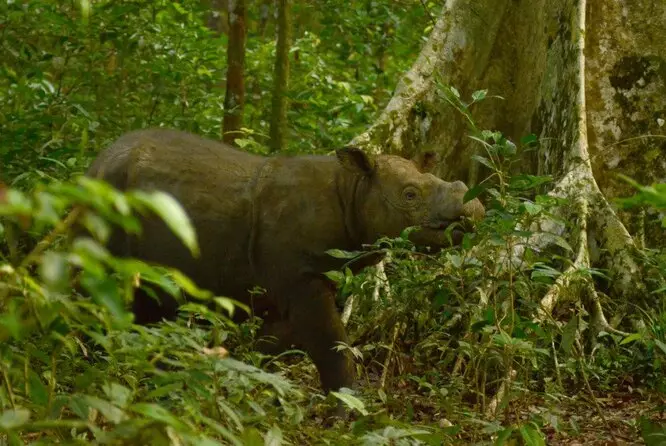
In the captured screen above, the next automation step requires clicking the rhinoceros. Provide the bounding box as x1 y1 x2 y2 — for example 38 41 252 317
85 128 485 394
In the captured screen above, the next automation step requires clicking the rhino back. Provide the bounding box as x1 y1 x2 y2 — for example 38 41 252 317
87 128 265 297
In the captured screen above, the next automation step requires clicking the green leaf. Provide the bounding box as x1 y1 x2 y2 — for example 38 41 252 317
531 264 562 280
560 315 578 355
72 237 111 263
537 233 573 252
655 339 666 357
40 251 70 292
102 382 132 408
619 332 643 345
264 425 283 446
521 202 542 216
471 89 487 102
80 395 126 424
82 212 111 243
500 139 517 156
131 403 191 432
494 426 514 445
519 424 546 446
81 274 129 325
325 249 362 259
145 383 184 400
324 270 345 284
0 408 31 430
509 174 552 191
521 134 538 145
28 371 49 406
463 184 485 203
168 268 213 300
550 235 573 252
640 416 666 446
446 253 462 268
330 391 368 416
471 155 495 170
213 296 237 317
131 190 200 257
241 427 264 446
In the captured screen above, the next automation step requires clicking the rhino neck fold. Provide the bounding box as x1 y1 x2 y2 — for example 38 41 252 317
247 157 275 278
334 168 366 250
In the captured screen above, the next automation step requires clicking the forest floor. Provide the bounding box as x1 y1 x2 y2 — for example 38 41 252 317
538 389 665 446
278 358 666 445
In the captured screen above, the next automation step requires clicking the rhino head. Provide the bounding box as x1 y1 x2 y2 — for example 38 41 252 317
337 147 485 248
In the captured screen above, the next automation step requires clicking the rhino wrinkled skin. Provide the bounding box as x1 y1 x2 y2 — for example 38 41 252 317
86 128 485 393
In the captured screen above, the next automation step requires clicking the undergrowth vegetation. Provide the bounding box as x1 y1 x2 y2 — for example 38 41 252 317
337 120 666 444
1 1 666 445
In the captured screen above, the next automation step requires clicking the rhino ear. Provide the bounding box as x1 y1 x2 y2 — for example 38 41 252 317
413 151 438 173
336 147 376 175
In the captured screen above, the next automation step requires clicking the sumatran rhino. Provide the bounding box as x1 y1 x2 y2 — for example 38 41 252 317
86 128 485 394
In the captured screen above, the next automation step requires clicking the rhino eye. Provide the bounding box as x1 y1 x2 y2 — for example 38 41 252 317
403 187 420 202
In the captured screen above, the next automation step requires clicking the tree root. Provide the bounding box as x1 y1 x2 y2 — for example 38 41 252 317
380 321 404 390
485 369 517 418
342 255 391 326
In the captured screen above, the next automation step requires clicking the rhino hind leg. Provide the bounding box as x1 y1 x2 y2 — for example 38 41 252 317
256 319 301 355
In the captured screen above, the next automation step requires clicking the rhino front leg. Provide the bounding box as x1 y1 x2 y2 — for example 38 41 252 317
286 279 355 393
256 319 300 355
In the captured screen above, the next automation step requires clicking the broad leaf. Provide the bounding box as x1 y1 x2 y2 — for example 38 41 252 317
131 190 200 257
0 408 31 430
330 391 368 416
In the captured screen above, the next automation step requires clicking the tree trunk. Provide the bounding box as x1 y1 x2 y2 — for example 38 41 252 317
258 0 272 38
222 0 246 146
204 0 229 36
352 0 665 327
584 0 666 247
269 0 291 152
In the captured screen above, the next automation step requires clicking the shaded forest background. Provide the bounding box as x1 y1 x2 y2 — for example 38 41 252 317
1 1 666 445
1 0 431 183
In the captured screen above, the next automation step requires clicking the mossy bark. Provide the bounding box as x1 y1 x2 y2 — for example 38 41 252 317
584 0 666 246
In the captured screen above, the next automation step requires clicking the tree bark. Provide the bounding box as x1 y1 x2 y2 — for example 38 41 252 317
584 0 666 246
352 0 665 326
222 0 246 146
258 0 272 38
204 0 229 36
269 0 291 152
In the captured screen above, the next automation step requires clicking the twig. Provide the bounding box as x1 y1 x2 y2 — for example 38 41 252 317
1 366 16 409
418 0 438 29
341 293 356 326
20 206 83 269
551 338 563 389
380 321 403 389
485 368 517 418
577 339 620 444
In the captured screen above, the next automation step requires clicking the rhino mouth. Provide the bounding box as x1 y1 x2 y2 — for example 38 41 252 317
425 220 457 230
424 217 473 231
420 218 473 246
